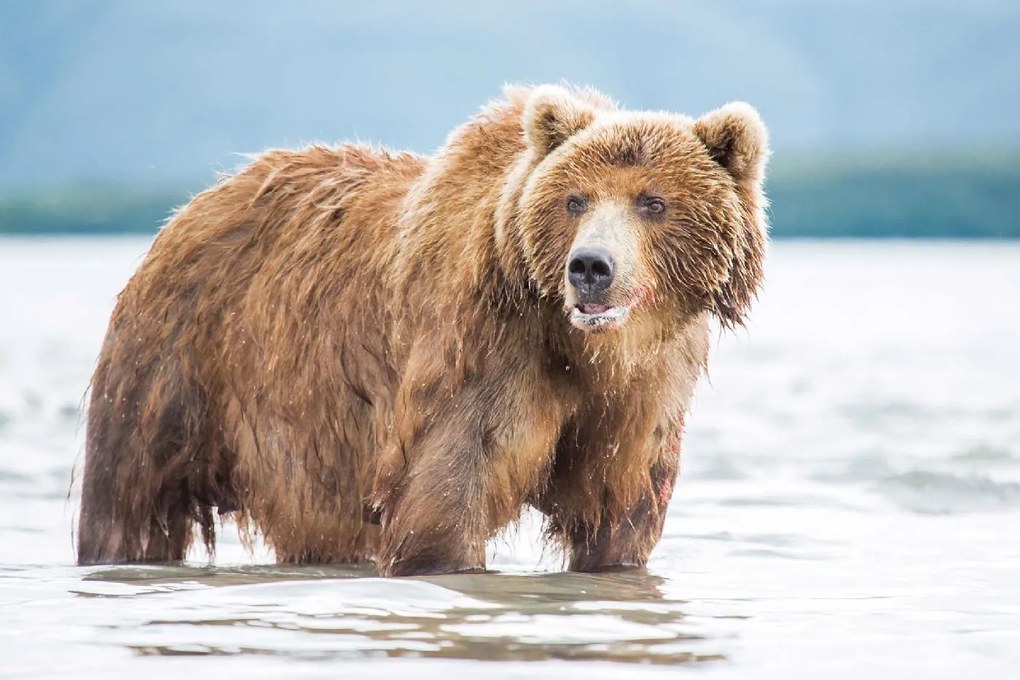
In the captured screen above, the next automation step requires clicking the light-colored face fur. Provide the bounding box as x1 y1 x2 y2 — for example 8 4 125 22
515 85 770 343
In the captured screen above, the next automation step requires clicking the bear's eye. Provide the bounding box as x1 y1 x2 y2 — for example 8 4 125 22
639 196 667 216
566 195 587 216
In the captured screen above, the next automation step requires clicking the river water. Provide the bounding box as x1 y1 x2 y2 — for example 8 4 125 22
1 238 1018 678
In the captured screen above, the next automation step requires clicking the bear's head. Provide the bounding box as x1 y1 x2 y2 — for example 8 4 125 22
502 85 769 340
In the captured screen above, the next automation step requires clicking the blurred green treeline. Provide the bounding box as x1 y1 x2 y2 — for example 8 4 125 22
2 152 1018 238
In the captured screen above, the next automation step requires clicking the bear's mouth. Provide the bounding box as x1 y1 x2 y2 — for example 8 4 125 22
569 303 631 332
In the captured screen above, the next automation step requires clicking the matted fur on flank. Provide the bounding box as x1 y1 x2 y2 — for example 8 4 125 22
76 84 769 575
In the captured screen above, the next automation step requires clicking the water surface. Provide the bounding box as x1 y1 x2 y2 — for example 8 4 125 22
1 238 1018 678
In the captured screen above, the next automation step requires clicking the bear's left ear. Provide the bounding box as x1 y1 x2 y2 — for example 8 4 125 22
693 102 769 184
523 85 598 156
695 103 770 328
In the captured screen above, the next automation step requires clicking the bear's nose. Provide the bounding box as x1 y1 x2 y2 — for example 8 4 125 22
567 248 615 293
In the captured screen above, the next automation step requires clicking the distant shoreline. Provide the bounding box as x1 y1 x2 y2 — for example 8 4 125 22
4 232 1018 242
3 155 1018 239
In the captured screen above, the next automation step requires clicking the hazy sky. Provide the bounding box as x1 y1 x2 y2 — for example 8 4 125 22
1 1 1017 187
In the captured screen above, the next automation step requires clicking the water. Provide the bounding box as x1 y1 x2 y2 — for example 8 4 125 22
1 237 1018 678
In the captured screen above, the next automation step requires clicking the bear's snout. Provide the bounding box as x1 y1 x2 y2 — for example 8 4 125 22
567 247 615 296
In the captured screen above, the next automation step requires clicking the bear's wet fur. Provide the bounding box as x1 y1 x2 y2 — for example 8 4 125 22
76 84 769 575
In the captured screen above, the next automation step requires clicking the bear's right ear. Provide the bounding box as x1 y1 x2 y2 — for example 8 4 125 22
523 85 597 156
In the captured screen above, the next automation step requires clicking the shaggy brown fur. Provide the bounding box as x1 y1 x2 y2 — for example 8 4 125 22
76 84 769 575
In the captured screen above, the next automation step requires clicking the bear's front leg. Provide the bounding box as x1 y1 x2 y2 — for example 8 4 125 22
376 441 489 576
565 453 679 571
373 366 563 577
540 407 684 572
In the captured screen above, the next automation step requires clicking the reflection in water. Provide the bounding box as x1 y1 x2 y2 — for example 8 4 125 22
74 566 722 665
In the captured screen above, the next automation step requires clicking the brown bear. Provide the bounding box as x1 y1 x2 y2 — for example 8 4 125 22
76 84 768 576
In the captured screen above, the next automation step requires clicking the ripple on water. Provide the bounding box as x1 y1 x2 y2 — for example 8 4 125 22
951 445 1016 464
62 567 725 665
874 470 1020 514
